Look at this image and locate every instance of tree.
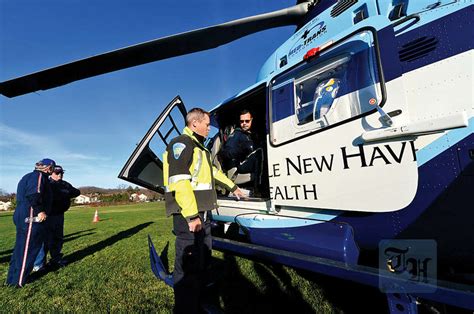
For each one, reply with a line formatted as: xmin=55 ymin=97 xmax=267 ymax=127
xmin=10 ymin=195 xmax=17 ymax=211
xmin=117 ymin=184 xmax=128 ymax=190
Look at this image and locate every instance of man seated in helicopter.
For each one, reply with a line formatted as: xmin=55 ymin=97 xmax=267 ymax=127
xmin=217 ymin=109 xmax=263 ymax=197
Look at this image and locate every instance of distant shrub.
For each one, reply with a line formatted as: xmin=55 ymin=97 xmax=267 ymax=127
xmin=9 ymin=196 xmax=16 ymax=211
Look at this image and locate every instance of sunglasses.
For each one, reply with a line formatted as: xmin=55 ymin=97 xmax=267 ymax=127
xmin=240 ymin=119 xmax=252 ymax=123
xmin=54 ymin=171 xmax=64 ymax=175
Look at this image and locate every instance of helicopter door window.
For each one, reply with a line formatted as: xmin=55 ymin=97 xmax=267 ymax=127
xmin=118 ymin=96 xmax=187 ymax=193
xmin=270 ymin=30 xmax=383 ymax=145
xmin=148 ymin=114 xmax=185 ymax=159
xmin=294 ymin=57 xmax=350 ymax=126
xmin=271 ymin=78 xmax=295 ymax=125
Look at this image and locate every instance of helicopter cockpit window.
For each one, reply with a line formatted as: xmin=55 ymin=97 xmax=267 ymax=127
xmin=270 ymin=30 xmax=383 ymax=145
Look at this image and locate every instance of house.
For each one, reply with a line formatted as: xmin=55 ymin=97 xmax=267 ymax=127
xmin=75 ymin=194 xmax=91 ymax=204
xmin=0 ymin=201 xmax=11 ymax=211
xmin=130 ymin=193 xmax=148 ymax=202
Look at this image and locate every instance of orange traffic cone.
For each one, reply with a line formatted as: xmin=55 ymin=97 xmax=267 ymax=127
xmin=92 ymin=209 xmax=100 ymax=223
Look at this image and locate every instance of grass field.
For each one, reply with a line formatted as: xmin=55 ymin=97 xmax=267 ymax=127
xmin=0 ymin=202 xmax=387 ymax=313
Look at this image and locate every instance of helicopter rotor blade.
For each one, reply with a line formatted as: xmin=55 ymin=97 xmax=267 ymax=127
xmin=0 ymin=3 xmax=310 ymax=98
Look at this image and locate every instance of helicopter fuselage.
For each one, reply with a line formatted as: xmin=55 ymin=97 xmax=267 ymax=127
xmin=209 ymin=0 xmax=473 ymax=282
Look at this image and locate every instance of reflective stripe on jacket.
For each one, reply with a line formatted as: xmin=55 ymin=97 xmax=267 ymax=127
xmin=163 ymin=127 xmax=236 ymax=221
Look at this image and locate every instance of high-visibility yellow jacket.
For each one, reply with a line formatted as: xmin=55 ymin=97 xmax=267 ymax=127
xmin=163 ymin=127 xmax=236 ymax=222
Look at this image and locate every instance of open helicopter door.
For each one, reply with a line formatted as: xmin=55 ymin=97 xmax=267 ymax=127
xmin=118 ymin=96 xmax=187 ymax=193
xmin=119 ymin=96 xmax=187 ymax=287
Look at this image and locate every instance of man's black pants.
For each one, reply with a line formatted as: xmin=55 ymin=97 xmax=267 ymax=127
xmin=173 ymin=212 xmax=212 ymax=314
xmin=46 ymin=214 xmax=65 ymax=263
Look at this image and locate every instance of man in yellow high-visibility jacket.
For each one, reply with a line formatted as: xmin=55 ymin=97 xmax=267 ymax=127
xmin=163 ymin=107 xmax=245 ymax=313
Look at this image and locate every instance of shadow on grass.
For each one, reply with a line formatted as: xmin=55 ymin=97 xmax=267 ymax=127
xmin=0 ymin=248 xmax=13 ymax=255
xmin=207 ymin=253 xmax=314 ymax=313
xmin=294 ymin=269 xmax=388 ymax=313
xmin=160 ymin=241 xmax=170 ymax=272
xmin=0 ymin=249 xmax=13 ymax=264
xmin=64 ymin=228 xmax=95 ymax=239
xmin=0 ymin=256 xmax=11 ymax=264
xmin=0 ymin=213 xmax=13 ymax=218
xmin=29 ymin=222 xmax=154 ymax=282
xmin=63 ymin=233 xmax=96 ymax=244
xmin=0 ymin=229 xmax=97 ymax=264
xmin=96 ymin=218 xmax=112 ymax=222
xmin=64 ymin=221 xmax=154 ymax=264
xmin=63 ymin=228 xmax=96 ymax=243
xmin=212 ymin=251 xmax=387 ymax=313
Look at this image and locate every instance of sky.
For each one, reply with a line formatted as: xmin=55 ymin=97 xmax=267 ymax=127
xmin=0 ymin=0 xmax=296 ymax=193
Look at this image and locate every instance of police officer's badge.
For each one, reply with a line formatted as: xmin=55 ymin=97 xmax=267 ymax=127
xmin=173 ymin=143 xmax=186 ymax=159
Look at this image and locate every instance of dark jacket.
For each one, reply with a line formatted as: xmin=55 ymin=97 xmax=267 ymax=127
xmin=14 ymin=170 xmax=53 ymax=224
xmin=49 ymin=179 xmax=81 ymax=216
xmin=218 ymin=128 xmax=256 ymax=171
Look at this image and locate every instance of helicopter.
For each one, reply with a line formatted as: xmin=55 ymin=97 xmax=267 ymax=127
xmin=1 ymin=0 xmax=473 ymax=312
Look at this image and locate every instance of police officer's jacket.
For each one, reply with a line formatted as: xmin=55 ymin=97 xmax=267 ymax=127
xmin=163 ymin=126 xmax=237 ymax=222
xmin=49 ymin=179 xmax=81 ymax=216
xmin=14 ymin=170 xmax=53 ymax=225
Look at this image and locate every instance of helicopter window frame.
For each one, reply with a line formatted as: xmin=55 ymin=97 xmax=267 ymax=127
xmin=269 ymin=28 xmax=386 ymax=147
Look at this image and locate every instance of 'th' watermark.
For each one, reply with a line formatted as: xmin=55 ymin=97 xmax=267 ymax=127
xmin=379 ymin=239 xmax=437 ymax=293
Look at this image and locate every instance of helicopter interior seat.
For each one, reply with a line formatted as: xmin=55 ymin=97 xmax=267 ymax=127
xmin=208 ymin=125 xmax=254 ymax=189
xmin=296 ymin=78 xmax=347 ymax=126
xmin=225 ymin=147 xmax=264 ymax=197
xmin=226 ymin=167 xmax=252 ymax=185
xmin=209 ymin=132 xmax=224 ymax=172
xmin=297 ymin=77 xmax=354 ymax=127
xmin=209 ymin=124 xmax=262 ymax=190
xmin=321 ymin=93 xmax=354 ymax=126
xmin=208 ymin=124 xmax=235 ymax=169
xmin=208 ymin=133 xmax=233 ymax=196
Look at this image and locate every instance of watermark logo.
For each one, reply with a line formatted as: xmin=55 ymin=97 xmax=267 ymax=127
xmin=379 ymin=240 xmax=437 ymax=293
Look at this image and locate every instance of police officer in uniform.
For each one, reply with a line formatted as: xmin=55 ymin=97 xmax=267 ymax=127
xmin=6 ymin=158 xmax=55 ymax=287
xmin=163 ymin=108 xmax=245 ymax=313
xmin=34 ymin=165 xmax=80 ymax=270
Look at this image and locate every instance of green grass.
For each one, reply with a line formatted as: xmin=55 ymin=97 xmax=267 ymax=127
xmin=0 ymin=203 xmax=385 ymax=313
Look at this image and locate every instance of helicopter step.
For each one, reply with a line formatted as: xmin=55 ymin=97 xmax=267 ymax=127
xmin=212 ymin=200 xmax=359 ymax=265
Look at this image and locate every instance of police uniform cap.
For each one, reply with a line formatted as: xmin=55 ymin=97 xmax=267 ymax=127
xmin=54 ymin=165 xmax=65 ymax=174
xmin=37 ymin=158 xmax=56 ymax=167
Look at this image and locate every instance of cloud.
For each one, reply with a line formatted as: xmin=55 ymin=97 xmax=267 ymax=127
xmin=0 ymin=123 xmax=108 ymax=162
xmin=0 ymin=123 xmax=48 ymax=153
xmin=0 ymin=123 xmax=114 ymax=193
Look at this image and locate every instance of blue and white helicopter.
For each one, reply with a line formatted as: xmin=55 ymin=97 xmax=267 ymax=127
xmin=1 ymin=1 xmax=472 ymax=312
